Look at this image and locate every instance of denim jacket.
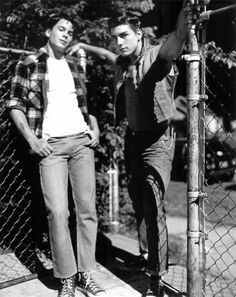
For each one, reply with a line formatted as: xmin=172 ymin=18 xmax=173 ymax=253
xmin=114 ymin=38 xmax=178 ymax=126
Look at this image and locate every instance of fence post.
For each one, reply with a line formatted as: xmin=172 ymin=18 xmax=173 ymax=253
xmin=78 ymin=48 xmax=86 ymax=75
xmin=184 ymin=1 xmax=202 ymax=296
xmin=108 ymin=164 xmax=119 ymax=233
xmin=198 ymin=3 xmax=208 ymax=295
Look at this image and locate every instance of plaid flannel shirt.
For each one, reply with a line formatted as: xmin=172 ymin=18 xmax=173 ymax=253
xmin=7 ymin=46 xmax=90 ymax=137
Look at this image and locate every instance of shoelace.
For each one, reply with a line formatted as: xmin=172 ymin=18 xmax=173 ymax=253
xmin=87 ymin=277 xmax=104 ymax=293
xmin=60 ymin=278 xmax=74 ymax=297
xmin=79 ymin=271 xmax=90 ymax=288
xmin=79 ymin=272 xmax=104 ymax=293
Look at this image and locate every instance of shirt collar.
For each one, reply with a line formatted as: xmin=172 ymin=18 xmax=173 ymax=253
xmin=38 ymin=45 xmax=74 ymax=63
xmin=39 ymin=45 xmax=50 ymax=56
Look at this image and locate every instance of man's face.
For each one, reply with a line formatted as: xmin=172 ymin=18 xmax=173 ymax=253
xmin=111 ymin=24 xmax=142 ymax=57
xmin=46 ymin=18 xmax=74 ymax=53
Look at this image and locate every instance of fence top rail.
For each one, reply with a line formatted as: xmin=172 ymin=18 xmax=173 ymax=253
xmin=0 ymin=47 xmax=34 ymax=55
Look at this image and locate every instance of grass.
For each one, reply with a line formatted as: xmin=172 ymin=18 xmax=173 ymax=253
xmin=166 ymin=181 xmax=187 ymax=218
xmin=118 ymin=222 xmax=187 ymax=267
xmin=166 ymin=179 xmax=236 ymax=226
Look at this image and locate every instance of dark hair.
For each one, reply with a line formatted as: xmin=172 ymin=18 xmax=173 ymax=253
xmin=108 ymin=14 xmax=141 ymax=32
xmin=45 ymin=12 xmax=76 ymax=30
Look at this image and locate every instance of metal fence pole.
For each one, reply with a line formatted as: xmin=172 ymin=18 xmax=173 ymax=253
xmin=184 ymin=2 xmax=202 ymax=296
xmin=108 ymin=165 xmax=119 ymax=233
xmin=77 ymin=48 xmax=86 ymax=75
xmin=198 ymin=4 xmax=208 ymax=295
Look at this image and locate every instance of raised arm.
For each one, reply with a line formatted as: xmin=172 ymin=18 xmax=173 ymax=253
xmin=67 ymin=42 xmax=118 ymax=65
xmin=159 ymin=0 xmax=188 ymax=62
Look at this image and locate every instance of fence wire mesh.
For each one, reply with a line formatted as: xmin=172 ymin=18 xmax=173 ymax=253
xmin=0 ymin=48 xmax=113 ymax=290
xmin=199 ymin=44 xmax=236 ymax=296
xmin=0 ymin=27 xmax=236 ymax=297
xmin=0 ymin=50 xmax=53 ymax=288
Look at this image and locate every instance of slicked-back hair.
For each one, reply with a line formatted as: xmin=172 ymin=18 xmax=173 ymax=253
xmin=108 ymin=14 xmax=141 ymax=33
xmin=45 ymin=12 xmax=75 ymax=31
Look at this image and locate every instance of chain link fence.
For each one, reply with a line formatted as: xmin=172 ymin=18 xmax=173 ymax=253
xmin=0 ymin=49 xmax=54 ymax=289
xmin=184 ymin=2 xmax=236 ymax=296
xmin=0 ymin=48 xmax=115 ymax=289
xmin=201 ymin=52 xmax=236 ymax=296
xmin=0 ymin=7 xmax=236 ymax=295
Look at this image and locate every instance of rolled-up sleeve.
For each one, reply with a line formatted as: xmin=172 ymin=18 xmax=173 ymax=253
xmin=6 ymin=61 xmax=29 ymax=114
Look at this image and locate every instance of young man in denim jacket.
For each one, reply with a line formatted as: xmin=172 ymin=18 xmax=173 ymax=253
xmin=7 ymin=13 xmax=105 ymax=297
xmin=68 ymin=1 xmax=188 ymax=296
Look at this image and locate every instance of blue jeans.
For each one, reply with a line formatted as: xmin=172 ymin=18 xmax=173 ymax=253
xmin=39 ymin=133 xmax=97 ymax=278
xmin=124 ymin=126 xmax=175 ymax=275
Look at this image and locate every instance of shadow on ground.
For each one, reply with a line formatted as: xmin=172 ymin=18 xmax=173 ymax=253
xmin=96 ymin=232 xmax=186 ymax=296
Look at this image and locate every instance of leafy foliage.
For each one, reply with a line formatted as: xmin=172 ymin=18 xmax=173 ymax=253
xmin=205 ymin=41 xmax=236 ymax=69
xmin=0 ymin=0 xmax=155 ymax=232
xmin=1 ymin=0 xmax=235 ymax=234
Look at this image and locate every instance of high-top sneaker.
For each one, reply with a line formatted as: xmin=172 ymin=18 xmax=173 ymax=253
xmin=77 ymin=272 xmax=105 ymax=296
xmin=145 ymin=275 xmax=165 ymax=297
xmin=58 ymin=276 xmax=75 ymax=297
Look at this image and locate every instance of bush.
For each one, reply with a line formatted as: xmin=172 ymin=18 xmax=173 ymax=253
xmin=0 ymin=0 xmax=156 ymax=233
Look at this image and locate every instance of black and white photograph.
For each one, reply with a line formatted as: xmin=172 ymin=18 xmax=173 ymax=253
xmin=0 ymin=1 xmax=235 ymax=296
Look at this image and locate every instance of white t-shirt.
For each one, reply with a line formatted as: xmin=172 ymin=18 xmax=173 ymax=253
xmin=42 ymin=57 xmax=88 ymax=138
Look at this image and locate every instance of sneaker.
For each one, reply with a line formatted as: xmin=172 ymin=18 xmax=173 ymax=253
xmin=58 ymin=276 xmax=75 ymax=297
xmin=124 ymin=254 xmax=148 ymax=271
xmin=77 ymin=272 xmax=105 ymax=296
xmin=145 ymin=276 xmax=165 ymax=297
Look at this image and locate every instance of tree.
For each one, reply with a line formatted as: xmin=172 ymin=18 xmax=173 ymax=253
xmin=0 ymin=0 xmax=235 ymax=232
xmin=0 ymin=0 xmax=155 ymax=232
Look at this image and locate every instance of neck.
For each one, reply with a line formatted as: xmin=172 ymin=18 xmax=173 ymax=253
xmin=130 ymin=40 xmax=142 ymax=63
xmin=47 ymin=43 xmax=65 ymax=59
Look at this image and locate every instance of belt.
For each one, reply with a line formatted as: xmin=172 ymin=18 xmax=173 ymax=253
xmin=128 ymin=125 xmax=174 ymax=138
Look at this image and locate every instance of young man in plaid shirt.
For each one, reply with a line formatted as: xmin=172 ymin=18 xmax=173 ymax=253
xmin=7 ymin=13 xmax=105 ymax=297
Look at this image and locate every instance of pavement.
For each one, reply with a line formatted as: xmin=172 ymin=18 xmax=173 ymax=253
xmin=0 ymin=216 xmax=236 ymax=297
xmin=0 ymin=216 xmax=187 ymax=297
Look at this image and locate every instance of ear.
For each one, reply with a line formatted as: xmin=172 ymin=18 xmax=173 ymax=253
xmin=45 ymin=28 xmax=51 ymax=38
xmin=136 ymin=29 xmax=143 ymax=41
